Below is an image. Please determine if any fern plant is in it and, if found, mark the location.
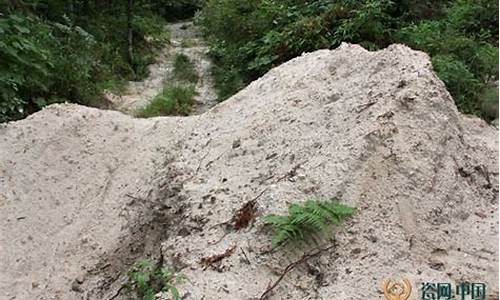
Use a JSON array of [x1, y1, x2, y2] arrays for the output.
[[264, 199, 355, 247]]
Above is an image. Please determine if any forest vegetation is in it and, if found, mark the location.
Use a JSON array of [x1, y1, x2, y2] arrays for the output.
[[1, 0, 498, 122], [0, 0, 201, 122], [197, 0, 499, 121]]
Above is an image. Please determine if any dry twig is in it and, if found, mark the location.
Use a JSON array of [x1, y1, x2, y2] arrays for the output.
[[200, 245, 237, 269], [259, 243, 336, 300]]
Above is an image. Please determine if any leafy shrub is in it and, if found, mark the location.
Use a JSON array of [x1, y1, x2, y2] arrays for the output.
[[431, 55, 481, 114], [396, 1, 499, 121], [172, 54, 199, 83], [211, 65, 244, 101], [0, 14, 51, 121], [479, 85, 499, 121], [127, 259, 185, 300], [0, 14, 97, 121], [133, 14, 170, 46], [84, 13, 168, 82], [130, 14, 170, 80], [49, 19, 99, 105], [1, 4, 169, 122], [138, 84, 197, 117], [264, 199, 355, 247]]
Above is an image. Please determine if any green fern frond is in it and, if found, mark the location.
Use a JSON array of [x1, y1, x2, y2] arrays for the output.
[[264, 198, 355, 247], [263, 214, 289, 226]]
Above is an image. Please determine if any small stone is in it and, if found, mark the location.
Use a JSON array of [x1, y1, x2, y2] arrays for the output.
[[429, 262, 445, 271], [475, 211, 487, 219], [232, 139, 241, 149], [177, 227, 191, 237], [367, 235, 378, 243], [71, 281, 83, 293], [351, 248, 362, 254]]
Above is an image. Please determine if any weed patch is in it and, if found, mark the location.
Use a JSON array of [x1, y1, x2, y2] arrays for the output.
[[138, 84, 197, 117], [126, 259, 185, 300], [172, 53, 199, 84]]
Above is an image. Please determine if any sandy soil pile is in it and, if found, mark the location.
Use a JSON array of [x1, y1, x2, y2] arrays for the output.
[[0, 43, 497, 300]]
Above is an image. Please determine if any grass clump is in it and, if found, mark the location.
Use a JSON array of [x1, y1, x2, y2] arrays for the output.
[[180, 38, 199, 48], [264, 199, 355, 247], [172, 53, 199, 84], [126, 259, 185, 300], [138, 53, 199, 117], [138, 84, 196, 117]]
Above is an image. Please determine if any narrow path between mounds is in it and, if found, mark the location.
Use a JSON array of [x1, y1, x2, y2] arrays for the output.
[[104, 21, 217, 115]]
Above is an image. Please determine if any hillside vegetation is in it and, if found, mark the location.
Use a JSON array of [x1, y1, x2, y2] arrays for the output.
[[1, 0, 498, 122], [197, 0, 499, 121], [0, 0, 201, 122]]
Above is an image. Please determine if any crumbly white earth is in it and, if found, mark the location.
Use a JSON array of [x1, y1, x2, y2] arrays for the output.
[[0, 43, 498, 300]]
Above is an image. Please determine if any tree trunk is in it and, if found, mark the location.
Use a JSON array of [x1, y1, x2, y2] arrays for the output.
[[83, 0, 90, 15], [127, 0, 134, 66]]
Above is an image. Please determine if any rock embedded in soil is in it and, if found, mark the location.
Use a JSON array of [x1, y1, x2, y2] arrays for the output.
[[0, 43, 498, 300]]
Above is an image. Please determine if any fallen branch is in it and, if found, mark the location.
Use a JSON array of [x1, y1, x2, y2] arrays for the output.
[[205, 149, 228, 170], [259, 243, 336, 300], [207, 231, 229, 246], [125, 193, 147, 202], [355, 101, 377, 113], [276, 162, 305, 182], [106, 278, 128, 300], [200, 245, 237, 270], [183, 150, 211, 182]]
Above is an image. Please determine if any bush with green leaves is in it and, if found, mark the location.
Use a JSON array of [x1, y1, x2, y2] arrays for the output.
[[1, 2, 169, 122], [0, 14, 97, 122], [396, 0, 499, 119], [479, 85, 499, 121], [127, 260, 185, 300], [264, 199, 355, 247], [0, 14, 50, 121], [198, 0, 498, 121]]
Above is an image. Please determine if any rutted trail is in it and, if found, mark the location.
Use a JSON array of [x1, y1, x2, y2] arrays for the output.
[[105, 21, 217, 115]]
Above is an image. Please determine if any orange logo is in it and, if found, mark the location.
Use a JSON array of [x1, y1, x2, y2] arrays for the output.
[[383, 279, 412, 300]]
